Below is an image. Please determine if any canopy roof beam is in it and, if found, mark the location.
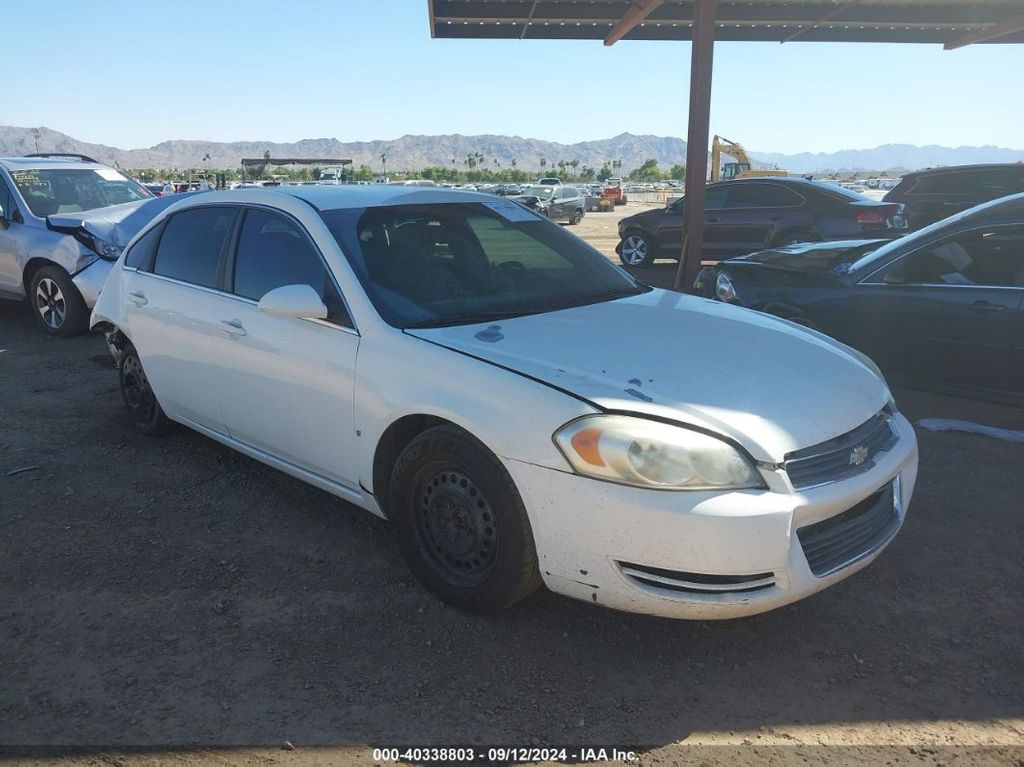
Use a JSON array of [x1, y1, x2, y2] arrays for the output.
[[945, 10, 1024, 48], [605, 0, 665, 46]]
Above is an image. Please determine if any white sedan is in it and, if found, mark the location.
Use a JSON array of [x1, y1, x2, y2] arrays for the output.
[[91, 186, 918, 619]]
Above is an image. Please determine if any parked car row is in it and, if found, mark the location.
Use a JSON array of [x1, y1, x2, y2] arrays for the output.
[[79, 184, 918, 620], [694, 193, 1024, 402], [616, 177, 908, 267]]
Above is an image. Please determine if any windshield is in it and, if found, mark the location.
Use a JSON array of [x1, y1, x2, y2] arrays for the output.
[[320, 202, 648, 328], [519, 186, 554, 200], [10, 167, 151, 217]]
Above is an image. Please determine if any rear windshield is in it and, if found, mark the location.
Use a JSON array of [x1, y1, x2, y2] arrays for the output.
[[320, 202, 647, 328], [10, 167, 150, 216]]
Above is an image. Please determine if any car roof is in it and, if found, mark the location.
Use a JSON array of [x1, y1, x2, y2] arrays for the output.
[[0, 156, 113, 172], [899, 163, 1024, 178], [252, 184, 505, 211]]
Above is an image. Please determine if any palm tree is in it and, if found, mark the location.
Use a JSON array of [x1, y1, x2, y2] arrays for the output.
[[540, 158, 547, 169], [380, 152, 387, 176], [570, 159, 579, 179]]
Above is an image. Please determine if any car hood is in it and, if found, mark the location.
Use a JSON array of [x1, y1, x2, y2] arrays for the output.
[[46, 192, 204, 247], [725, 239, 888, 275], [407, 290, 889, 461]]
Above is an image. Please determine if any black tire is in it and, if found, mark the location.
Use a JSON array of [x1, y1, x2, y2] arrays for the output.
[[28, 265, 89, 336], [568, 208, 584, 225], [619, 231, 655, 268], [389, 425, 542, 612], [119, 343, 173, 436], [773, 229, 818, 247]]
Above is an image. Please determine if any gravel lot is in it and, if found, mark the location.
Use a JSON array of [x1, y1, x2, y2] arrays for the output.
[[1, 214, 1022, 765]]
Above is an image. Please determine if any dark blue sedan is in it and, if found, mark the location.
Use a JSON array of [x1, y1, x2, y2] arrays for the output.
[[695, 193, 1024, 402]]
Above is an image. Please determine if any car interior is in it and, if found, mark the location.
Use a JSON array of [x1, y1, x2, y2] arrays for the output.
[[885, 227, 1024, 287]]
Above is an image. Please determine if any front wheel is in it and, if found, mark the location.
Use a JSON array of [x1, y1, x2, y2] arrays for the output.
[[389, 425, 541, 612], [28, 265, 89, 336], [619, 232, 655, 267], [568, 208, 583, 225]]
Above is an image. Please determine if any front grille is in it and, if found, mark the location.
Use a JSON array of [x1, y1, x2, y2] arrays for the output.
[[785, 410, 897, 489], [797, 483, 899, 577], [619, 562, 775, 595]]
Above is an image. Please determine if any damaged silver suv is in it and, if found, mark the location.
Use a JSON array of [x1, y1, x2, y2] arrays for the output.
[[0, 154, 175, 335]]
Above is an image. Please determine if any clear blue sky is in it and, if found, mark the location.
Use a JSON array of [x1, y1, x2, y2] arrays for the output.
[[7, 0, 1022, 153]]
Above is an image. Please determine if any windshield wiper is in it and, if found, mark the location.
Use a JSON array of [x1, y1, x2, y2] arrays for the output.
[[533, 285, 649, 314], [402, 310, 539, 329], [402, 286, 649, 330]]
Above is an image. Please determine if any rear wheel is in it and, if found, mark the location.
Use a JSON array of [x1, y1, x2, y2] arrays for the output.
[[568, 208, 583, 225], [389, 425, 541, 612], [619, 231, 655, 268], [28, 265, 89, 337], [119, 344, 173, 436]]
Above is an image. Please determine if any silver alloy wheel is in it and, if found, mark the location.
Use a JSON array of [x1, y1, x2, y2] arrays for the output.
[[621, 235, 648, 265], [35, 277, 66, 330]]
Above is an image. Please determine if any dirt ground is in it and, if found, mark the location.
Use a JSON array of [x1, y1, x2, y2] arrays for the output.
[[1, 210, 1022, 765]]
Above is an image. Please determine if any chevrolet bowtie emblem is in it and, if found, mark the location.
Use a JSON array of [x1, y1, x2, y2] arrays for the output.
[[849, 445, 869, 466]]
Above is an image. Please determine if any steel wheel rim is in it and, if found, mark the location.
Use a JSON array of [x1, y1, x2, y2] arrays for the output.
[[35, 278, 66, 329], [121, 355, 157, 424], [415, 468, 498, 587], [622, 235, 647, 265]]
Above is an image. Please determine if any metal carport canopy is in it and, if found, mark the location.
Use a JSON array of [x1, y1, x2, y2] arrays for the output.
[[426, 0, 1024, 290]]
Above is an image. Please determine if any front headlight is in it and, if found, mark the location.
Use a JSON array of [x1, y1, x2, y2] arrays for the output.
[[553, 415, 764, 491], [88, 236, 124, 261], [715, 271, 736, 302]]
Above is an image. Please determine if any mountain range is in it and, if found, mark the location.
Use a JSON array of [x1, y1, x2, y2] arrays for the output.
[[2, 125, 1022, 175]]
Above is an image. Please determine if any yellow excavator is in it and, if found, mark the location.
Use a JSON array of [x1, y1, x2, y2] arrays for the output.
[[710, 135, 790, 182]]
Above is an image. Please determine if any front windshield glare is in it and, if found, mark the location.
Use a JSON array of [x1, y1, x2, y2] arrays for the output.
[[320, 202, 647, 328], [10, 168, 151, 217]]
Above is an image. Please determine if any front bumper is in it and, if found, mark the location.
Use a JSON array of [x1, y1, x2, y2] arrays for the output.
[[72, 257, 113, 308], [505, 413, 918, 620]]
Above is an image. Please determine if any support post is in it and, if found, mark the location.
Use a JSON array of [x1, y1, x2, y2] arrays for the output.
[[674, 0, 716, 292]]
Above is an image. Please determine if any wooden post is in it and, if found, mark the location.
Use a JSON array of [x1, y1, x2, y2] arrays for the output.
[[674, 0, 716, 292]]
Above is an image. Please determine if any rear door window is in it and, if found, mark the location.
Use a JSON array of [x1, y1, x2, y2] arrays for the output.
[[704, 186, 729, 210], [152, 207, 238, 288], [125, 223, 162, 269], [727, 183, 802, 208]]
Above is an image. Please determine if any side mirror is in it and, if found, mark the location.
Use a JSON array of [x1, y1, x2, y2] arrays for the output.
[[257, 284, 328, 319]]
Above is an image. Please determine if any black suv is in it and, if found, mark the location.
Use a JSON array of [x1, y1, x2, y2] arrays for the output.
[[883, 163, 1024, 230], [616, 177, 906, 267]]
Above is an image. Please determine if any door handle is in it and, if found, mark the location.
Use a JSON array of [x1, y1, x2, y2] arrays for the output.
[[127, 290, 147, 307], [219, 320, 247, 337], [969, 300, 1006, 313]]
